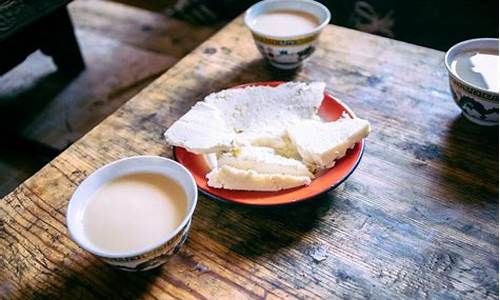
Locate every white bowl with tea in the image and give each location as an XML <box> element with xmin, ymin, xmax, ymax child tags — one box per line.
<box><xmin>245</xmin><ymin>0</ymin><xmax>331</xmax><ymax>69</ymax></box>
<box><xmin>445</xmin><ymin>38</ymin><xmax>499</xmax><ymax>125</ymax></box>
<box><xmin>67</xmin><ymin>156</ymin><xmax>197</xmax><ymax>271</ymax></box>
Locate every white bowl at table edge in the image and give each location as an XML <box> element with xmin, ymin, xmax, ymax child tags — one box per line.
<box><xmin>66</xmin><ymin>155</ymin><xmax>198</xmax><ymax>259</ymax></box>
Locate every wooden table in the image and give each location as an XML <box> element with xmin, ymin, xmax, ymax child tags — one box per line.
<box><xmin>1</xmin><ymin>17</ymin><xmax>498</xmax><ymax>299</ymax></box>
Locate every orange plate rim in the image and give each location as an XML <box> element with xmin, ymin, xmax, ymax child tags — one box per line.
<box><xmin>173</xmin><ymin>81</ymin><xmax>366</xmax><ymax>206</ymax></box>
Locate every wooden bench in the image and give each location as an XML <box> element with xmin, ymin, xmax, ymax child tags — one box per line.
<box><xmin>0</xmin><ymin>0</ymin><xmax>84</xmax><ymax>75</ymax></box>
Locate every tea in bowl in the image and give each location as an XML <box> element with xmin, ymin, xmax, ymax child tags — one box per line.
<box><xmin>67</xmin><ymin>156</ymin><xmax>197</xmax><ymax>271</ymax></box>
<box><xmin>245</xmin><ymin>0</ymin><xmax>331</xmax><ymax>69</ymax></box>
<box><xmin>445</xmin><ymin>38</ymin><xmax>499</xmax><ymax>126</ymax></box>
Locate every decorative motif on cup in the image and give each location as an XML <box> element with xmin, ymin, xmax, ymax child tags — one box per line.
<box><xmin>458</xmin><ymin>96</ymin><xmax>498</xmax><ymax>120</ymax></box>
<box><xmin>257</xmin><ymin>44</ymin><xmax>316</xmax><ymax>62</ymax></box>
<box><xmin>450</xmin><ymin>83</ymin><xmax>499</xmax><ymax>121</ymax></box>
<box><xmin>252</xmin><ymin>33</ymin><xmax>318</xmax><ymax>46</ymax></box>
<box><xmin>450</xmin><ymin>76</ymin><xmax>498</xmax><ymax>102</ymax></box>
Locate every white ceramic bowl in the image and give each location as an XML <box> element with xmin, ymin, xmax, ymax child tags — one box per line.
<box><xmin>66</xmin><ymin>155</ymin><xmax>198</xmax><ymax>271</ymax></box>
<box><xmin>445</xmin><ymin>38</ymin><xmax>499</xmax><ymax>126</ymax></box>
<box><xmin>245</xmin><ymin>0</ymin><xmax>331</xmax><ymax>69</ymax></box>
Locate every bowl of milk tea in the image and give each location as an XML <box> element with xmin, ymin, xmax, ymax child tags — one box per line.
<box><xmin>67</xmin><ymin>156</ymin><xmax>197</xmax><ymax>271</ymax></box>
<box><xmin>445</xmin><ymin>38</ymin><xmax>499</xmax><ymax>126</ymax></box>
<box><xmin>245</xmin><ymin>0</ymin><xmax>331</xmax><ymax>69</ymax></box>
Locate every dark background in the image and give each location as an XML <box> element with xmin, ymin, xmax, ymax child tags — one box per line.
<box><xmin>174</xmin><ymin>0</ymin><xmax>499</xmax><ymax>51</ymax></box>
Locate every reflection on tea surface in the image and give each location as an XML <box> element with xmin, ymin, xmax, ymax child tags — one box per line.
<box><xmin>451</xmin><ymin>50</ymin><xmax>499</xmax><ymax>92</ymax></box>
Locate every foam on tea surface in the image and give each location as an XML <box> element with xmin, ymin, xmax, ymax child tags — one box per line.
<box><xmin>82</xmin><ymin>172</ymin><xmax>187</xmax><ymax>254</ymax></box>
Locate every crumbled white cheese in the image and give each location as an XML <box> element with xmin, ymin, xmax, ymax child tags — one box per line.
<box><xmin>218</xmin><ymin>146</ymin><xmax>313</xmax><ymax>178</ymax></box>
<box><xmin>204</xmin><ymin>153</ymin><xmax>218</xmax><ymax>170</ymax></box>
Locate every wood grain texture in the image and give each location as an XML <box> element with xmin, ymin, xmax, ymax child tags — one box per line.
<box><xmin>0</xmin><ymin>0</ymin><xmax>221</xmax><ymax>197</ymax></box>
<box><xmin>68</xmin><ymin>0</ymin><xmax>222</xmax><ymax>57</ymax></box>
<box><xmin>1</xmin><ymin>17</ymin><xmax>498</xmax><ymax>299</ymax></box>
<box><xmin>0</xmin><ymin>29</ymin><xmax>175</xmax><ymax>151</ymax></box>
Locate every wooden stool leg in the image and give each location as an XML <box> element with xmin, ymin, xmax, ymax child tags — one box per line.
<box><xmin>40</xmin><ymin>6</ymin><xmax>85</xmax><ymax>76</ymax></box>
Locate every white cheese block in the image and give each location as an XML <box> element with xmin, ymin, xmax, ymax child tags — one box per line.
<box><xmin>208</xmin><ymin>81</ymin><xmax>326</xmax><ymax>151</ymax></box>
<box><xmin>206</xmin><ymin>165</ymin><xmax>311</xmax><ymax>191</ymax></box>
<box><xmin>205</xmin><ymin>82</ymin><xmax>325</xmax><ymax>138</ymax></box>
<box><xmin>204</xmin><ymin>153</ymin><xmax>218</xmax><ymax>170</ymax></box>
<box><xmin>164</xmin><ymin>102</ymin><xmax>235</xmax><ymax>154</ymax></box>
<box><xmin>240</xmin><ymin>133</ymin><xmax>302</xmax><ymax>160</ymax></box>
<box><xmin>287</xmin><ymin>118</ymin><xmax>371</xmax><ymax>169</ymax></box>
<box><xmin>164</xmin><ymin>82</ymin><xmax>325</xmax><ymax>154</ymax></box>
<box><xmin>218</xmin><ymin>146</ymin><xmax>314</xmax><ymax>178</ymax></box>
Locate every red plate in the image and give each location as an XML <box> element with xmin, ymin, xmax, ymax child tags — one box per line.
<box><xmin>174</xmin><ymin>81</ymin><xmax>365</xmax><ymax>206</ymax></box>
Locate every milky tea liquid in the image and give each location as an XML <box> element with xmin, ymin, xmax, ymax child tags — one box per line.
<box><xmin>251</xmin><ymin>9</ymin><xmax>320</xmax><ymax>36</ymax></box>
<box><xmin>451</xmin><ymin>50</ymin><xmax>499</xmax><ymax>93</ymax></box>
<box><xmin>82</xmin><ymin>172</ymin><xmax>187</xmax><ymax>253</ymax></box>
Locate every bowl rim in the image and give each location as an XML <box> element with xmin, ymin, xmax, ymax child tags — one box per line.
<box><xmin>244</xmin><ymin>0</ymin><xmax>332</xmax><ymax>40</ymax></box>
<box><xmin>66</xmin><ymin>155</ymin><xmax>198</xmax><ymax>259</ymax></box>
<box><xmin>444</xmin><ymin>37</ymin><xmax>499</xmax><ymax>97</ymax></box>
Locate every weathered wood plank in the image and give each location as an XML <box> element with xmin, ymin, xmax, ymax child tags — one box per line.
<box><xmin>0</xmin><ymin>29</ymin><xmax>176</xmax><ymax>151</ymax></box>
<box><xmin>1</xmin><ymin>16</ymin><xmax>498</xmax><ymax>300</ymax></box>
<box><xmin>68</xmin><ymin>0</ymin><xmax>222</xmax><ymax>57</ymax></box>
<box><xmin>0</xmin><ymin>0</ymin><xmax>222</xmax><ymax>197</ymax></box>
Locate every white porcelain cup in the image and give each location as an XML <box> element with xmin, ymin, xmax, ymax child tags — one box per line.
<box><xmin>445</xmin><ymin>38</ymin><xmax>499</xmax><ymax>126</ymax></box>
<box><xmin>66</xmin><ymin>156</ymin><xmax>198</xmax><ymax>271</ymax></box>
<box><xmin>245</xmin><ymin>0</ymin><xmax>331</xmax><ymax>69</ymax></box>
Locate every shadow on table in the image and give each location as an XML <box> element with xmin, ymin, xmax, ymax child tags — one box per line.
<box><xmin>439</xmin><ymin>115</ymin><xmax>499</xmax><ymax>203</ymax></box>
<box><xmin>229</xmin><ymin>58</ymin><xmax>305</xmax><ymax>84</ymax></box>
<box><xmin>420</xmin><ymin>115</ymin><xmax>500</xmax><ymax>237</ymax></box>
<box><xmin>15</xmin><ymin>260</ymin><xmax>162</xmax><ymax>299</ymax></box>
<box><xmin>0</xmin><ymin>70</ymin><xmax>78</xmax><ymax>132</ymax></box>
<box><xmin>194</xmin><ymin>189</ymin><xmax>338</xmax><ymax>258</ymax></box>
